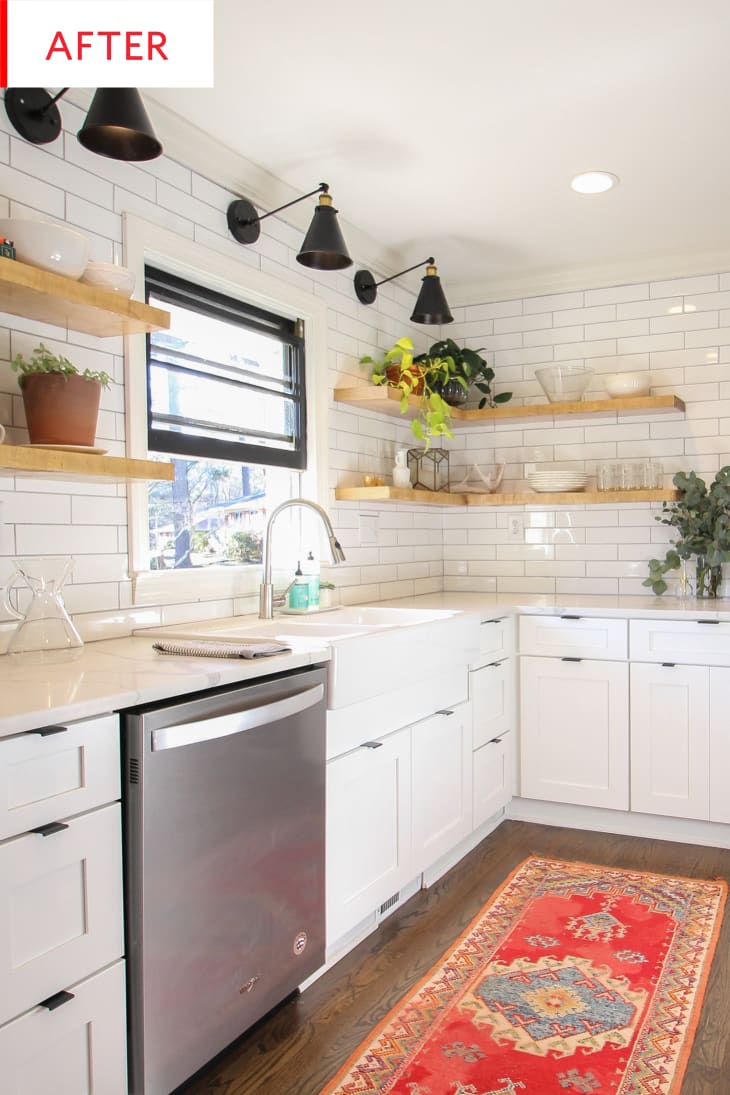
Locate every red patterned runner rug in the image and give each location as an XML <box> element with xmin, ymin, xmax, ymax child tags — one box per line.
<box><xmin>321</xmin><ymin>856</ymin><xmax>726</xmax><ymax>1095</ymax></box>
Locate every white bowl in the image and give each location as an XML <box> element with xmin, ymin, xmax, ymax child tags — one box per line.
<box><xmin>603</xmin><ymin>372</ymin><xmax>651</xmax><ymax>398</ymax></box>
<box><xmin>534</xmin><ymin>364</ymin><xmax>594</xmax><ymax>402</ymax></box>
<box><xmin>0</xmin><ymin>217</ymin><xmax>90</xmax><ymax>279</ymax></box>
<box><xmin>80</xmin><ymin>261</ymin><xmax>136</xmax><ymax>297</ymax></box>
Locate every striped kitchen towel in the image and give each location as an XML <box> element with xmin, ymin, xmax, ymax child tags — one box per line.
<box><xmin>152</xmin><ymin>638</ymin><xmax>292</xmax><ymax>659</ymax></box>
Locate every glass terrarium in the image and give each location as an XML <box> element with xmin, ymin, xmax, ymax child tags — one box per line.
<box><xmin>407</xmin><ymin>447</ymin><xmax>450</xmax><ymax>492</ymax></box>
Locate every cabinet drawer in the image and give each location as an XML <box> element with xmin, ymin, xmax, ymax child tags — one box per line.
<box><xmin>0</xmin><ymin>960</ymin><xmax>127</xmax><ymax>1095</ymax></box>
<box><xmin>473</xmin><ymin>615</ymin><xmax>515</xmax><ymax>666</ymax></box>
<box><xmin>473</xmin><ymin>731</ymin><xmax>513</xmax><ymax>829</ymax></box>
<box><xmin>0</xmin><ymin>802</ymin><xmax>123</xmax><ymax>1026</ymax></box>
<box><xmin>470</xmin><ymin>660</ymin><xmax>515</xmax><ymax>749</ymax></box>
<box><xmin>630</xmin><ymin>618</ymin><xmax>730</xmax><ymax>666</ymax></box>
<box><xmin>519</xmin><ymin>615</ymin><xmax>627</xmax><ymax>660</ymax></box>
<box><xmin>0</xmin><ymin>713</ymin><xmax>120</xmax><ymax>841</ymax></box>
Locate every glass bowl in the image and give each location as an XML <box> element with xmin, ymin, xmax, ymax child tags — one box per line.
<box><xmin>534</xmin><ymin>364</ymin><xmax>594</xmax><ymax>402</ymax></box>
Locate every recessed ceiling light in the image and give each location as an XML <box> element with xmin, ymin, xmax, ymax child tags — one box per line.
<box><xmin>570</xmin><ymin>171</ymin><xmax>619</xmax><ymax>194</ymax></box>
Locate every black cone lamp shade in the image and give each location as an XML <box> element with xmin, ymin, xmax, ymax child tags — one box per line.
<box><xmin>296</xmin><ymin>193</ymin><xmax>352</xmax><ymax>270</ymax></box>
<box><xmin>227</xmin><ymin>183</ymin><xmax>352</xmax><ymax>270</ymax></box>
<box><xmin>354</xmin><ymin>256</ymin><xmax>453</xmax><ymax>325</ymax></box>
<box><xmin>411</xmin><ymin>262</ymin><xmax>453</xmax><ymax>324</ymax></box>
<box><xmin>77</xmin><ymin>88</ymin><xmax>162</xmax><ymax>162</ymax></box>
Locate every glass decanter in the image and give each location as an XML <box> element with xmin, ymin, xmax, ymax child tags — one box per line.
<box><xmin>2</xmin><ymin>556</ymin><xmax>83</xmax><ymax>661</ymax></box>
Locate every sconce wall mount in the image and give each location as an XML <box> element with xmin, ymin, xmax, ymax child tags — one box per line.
<box><xmin>226</xmin><ymin>182</ymin><xmax>352</xmax><ymax>271</ymax></box>
<box><xmin>355</xmin><ymin>256</ymin><xmax>453</xmax><ymax>325</ymax></box>
<box><xmin>4</xmin><ymin>86</ymin><xmax>163</xmax><ymax>161</ymax></box>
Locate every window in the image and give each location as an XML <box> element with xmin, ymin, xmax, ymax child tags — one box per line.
<box><xmin>146</xmin><ymin>266</ymin><xmax>306</xmax><ymax>469</ymax></box>
<box><xmin>143</xmin><ymin>267</ymin><xmax>307</xmax><ymax>571</ymax></box>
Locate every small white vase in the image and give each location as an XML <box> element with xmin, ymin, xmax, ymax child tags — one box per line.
<box><xmin>393</xmin><ymin>449</ymin><xmax>412</xmax><ymax>488</ymax></box>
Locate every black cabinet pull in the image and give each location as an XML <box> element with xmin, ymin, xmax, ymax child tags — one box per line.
<box><xmin>31</xmin><ymin>724</ymin><xmax>68</xmax><ymax>737</ymax></box>
<box><xmin>436</xmin><ymin>709</ymin><xmax>455</xmax><ymax>716</ymax></box>
<box><xmin>661</xmin><ymin>662</ymin><xmax>676</xmax><ymax>668</ymax></box>
<box><xmin>561</xmin><ymin>656</ymin><xmax>582</xmax><ymax>662</ymax></box>
<box><xmin>697</xmin><ymin>619</ymin><xmax>720</xmax><ymax>625</ymax></box>
<box><xmin>360</xmin><ymin>741</ymin><xmax>383</xmax><ymax>750</ymax></box>
<box><xmin>560</xmin><ymin>614</ymin><xmax>581</xmax><ymax>620</ymax></box>
<box><xmin>39</xmin><ymin>990</ymin><xmax>75</xmax><ymax>1011</ymax></box>
<box><xmin>30</xmin><ymin>821</ymin><xmax>69</xmax><ymax>837</ymax></box>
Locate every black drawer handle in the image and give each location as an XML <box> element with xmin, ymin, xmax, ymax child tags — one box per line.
<box><xmin>488</xmin><ymin>735</ymin><xmax>506</xmax><ymax>745</ymax></box>
<box><xmin>30</xmin><ymin>821</ymin><xmax>69</xmax><ymax>837</ymax></box>
<box><xmin>436</xmin><ymin>709</ymin><xmax>455</xmax><ymax>716</ymax></box>
<box><xmin>561</xmin><ymin>657</ymin><xmax>582</xmax><ymax>662</ymax></box>
<box><xmin>560</xmin><ymin>614</ymin><xmax>581</xmax><ymax>620</ymax></box>
<box><xmin>481</xmin><ymin>617</ymin><xmax>505</xmax><ymax>624</ymax></box>
<box><xmin>31</xmin><ymin>725</ymin><xmax>68</xmax><ymax>737</ymax></box>
<box><xmin>697</xmin><ymin>619</ymin><xmax>720</xmax><ymax>625</ymax></box>
<box><xmin>360</xmin><ymin>741</ymin><xmax>383</xmax><ymax>750</ymax></box>
<box><xmin>39</xmin><ymin>990</ymin><xmax>75</xmax><ymax>1011</ymax></box>
<box><xmin>661</xmin><ymin>662</ymin><xmax>676</xmax><ymax>668</ymax></box>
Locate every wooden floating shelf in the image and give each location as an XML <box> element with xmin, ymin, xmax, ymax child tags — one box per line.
<box><xmin>335</xmin><ymin>486</ymin><xmax>679</xmax><ymax>507</ymax></box>
<box><xmin>0</xmin><ymin>444</ymin><xmax>174</xmax><ymax>482</ymax></box>
<box><xmin>0</xmin><ymin>259</ymin><xmax>170</xmax><ymax>338</ymax></box>
<box><xmin>333</xmin><ymin>385</ymin><xmax>685</xmax><ymax>424</ymax></box>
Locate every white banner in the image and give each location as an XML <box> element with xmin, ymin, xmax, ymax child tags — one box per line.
<box><xmin>2</xmin><ymin>0</ymin><xmax>214</xmax><ymax>88</ymax></box>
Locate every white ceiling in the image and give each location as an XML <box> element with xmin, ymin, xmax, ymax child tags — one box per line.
<box><xmin>147</xmin><ymin>0</ymin><xmax>730</xmax><ymax>302</ymax></box>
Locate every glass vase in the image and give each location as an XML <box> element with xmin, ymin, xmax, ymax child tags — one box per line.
<box><xmin>695</xmin><ymin>555</ymin><xmax>723</xmax><ymax>598</ymax></box>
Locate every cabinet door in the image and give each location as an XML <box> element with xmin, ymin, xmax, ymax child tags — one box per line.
<box><xmin>470</xmin><ymin>659</ymin><xmax>514</xmax><ymax>749</ymax></box>
<box><xmin>630</xmin><ymin>663</ymin><xmax>709</xmax><ymax>820</ymax></box>
<box><xmin>473</xmin><ymin>730</ymin><xmax>514</xmax><ymax>829</ymax></box>
<box><xmin>520</xmin><ymin>656</ymin><xmax>629</xmax><ymax>809</ymax></box>
<box><xmin>709</xmin><ymin>668</ymin><xmax>730</xmax><ymax>824</ymax></box>
<box><xmin>0</xmin><ymin>960</ymin><xmax>127</xmax><ymax>1095</ymax></box>
<box><xmin>412</xmin><ymin>704</ymin><xmax>472</xmax><ymax>874</ymax></box>
<box><xmin>326</xmin><ymin>727</ymin><xmax>411</xmax><ymax>945</ymax></box>
<box><xmin>0</xmin><ymin>714</ymin><xmax>120</xmax><ymax>841</ymax></box>
<box><xmin>0</xmin><ymin>803</ymin><xmax>123</xmax><ymax>1026</ymax></box>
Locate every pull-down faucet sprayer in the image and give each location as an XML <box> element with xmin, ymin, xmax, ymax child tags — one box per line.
<box><xmin>259</xmin><ymin>499</ymin><xmax>345</xmax><ymax>619</ymax></box>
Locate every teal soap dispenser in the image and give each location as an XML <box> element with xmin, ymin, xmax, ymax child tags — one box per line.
<box><xmin>287</xmin><ymin>561</ymin><xmax>310</xmax><ymax>611</ymax></box>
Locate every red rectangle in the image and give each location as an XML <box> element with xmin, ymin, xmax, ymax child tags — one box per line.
<box><xmin>0</xmin><ymin>0</ymin><xmax>7</xmax><ymax>89</ymax></box>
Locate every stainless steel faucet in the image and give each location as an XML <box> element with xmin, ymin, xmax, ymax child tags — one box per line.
<box><xmin>259</xmin><ymin>499</ymin><xmax>346</xmax><ymax>619</ymax></box>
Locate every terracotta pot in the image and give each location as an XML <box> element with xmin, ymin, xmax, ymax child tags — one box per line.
<box><xmin>21</xmin><ymin>372</ymin><xmax>102</xmax><ymax>446</ymax></box>
<box><xmin>385</xmin><ymin>363</ymin><xmax>426</xmax><ymax>395</ymax></box>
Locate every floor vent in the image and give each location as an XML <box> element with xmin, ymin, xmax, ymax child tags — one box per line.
<box><xmin>129</xmin><ymin>757</ymin><xmax>140</xmax><ymax>784</ymax></box>
<box><xmin>380</xmin><ymin>892</ymin><xmax>399</xmax><ymax>915</ymax></box>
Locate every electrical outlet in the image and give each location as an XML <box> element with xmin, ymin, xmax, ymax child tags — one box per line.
<box><xmin>359</xmin><ymin>512</ymin><xmax>380</xmax><ymax>546</ymax></box>
<box><xmin>508</xmin><ymin>515</ymin><xmax>523</xmax><ymax>542</ymax></box>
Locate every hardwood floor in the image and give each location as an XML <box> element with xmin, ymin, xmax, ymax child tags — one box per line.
<box><xmin>178</xmin><ymin>820</ymin><xmax>730</xmax><ymax>1095</ymax></box>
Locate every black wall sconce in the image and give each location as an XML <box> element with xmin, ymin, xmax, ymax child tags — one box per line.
<box><xmin>354</xmin><ymin>256</ymin><xmax>453</xmax><ymax>324</ymax></box>
<box><xmin>4</xmin><ymin>87</ymin><xmax>163</xmax><ymax>161</ymax></box>
<box><xmin>226</xmin><ymin>182</ymin><xmax>352</xmax><ymax>271</ymax></box>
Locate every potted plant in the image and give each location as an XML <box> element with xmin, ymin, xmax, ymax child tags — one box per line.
<box><xmin>643</xmin><ymin>467</ymin><xmax>730</xmax><ymax>597</ymax></box>
<box><xmin>415</xmin><ymin>337</ymin><xmax>513</xmax><ymax>409</ymax></box>
<box><xmin>11</xmin><ymin>342</ymin><xmax>111</xmax><ymax>447</ymax></box>
<box><xmin>361</xmin><ymin>336</ymin><xmax>457</xmax><ymax>449</ymax></box>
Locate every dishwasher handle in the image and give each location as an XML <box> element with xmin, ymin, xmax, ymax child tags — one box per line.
<box><xmin>151</xmin><ymin>683</ymin><xmax>325</xmax><ymax>751</ymax></box>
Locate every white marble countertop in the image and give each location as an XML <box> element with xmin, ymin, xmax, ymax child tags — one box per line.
<box><xmin>1</xmin><ymin>590</ymin><xmax>729</xmax><ymax>736</ymax></box>
<box><xmin>0</xmin><ymin>634</ymin><xmax>331</xmax><ymax>738</ymax></box>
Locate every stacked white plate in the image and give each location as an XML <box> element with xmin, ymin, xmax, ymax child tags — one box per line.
<box><xmin>527</xmin><ymin>470</ymin><xmax>589</xmax><ymax>493</ymax></box>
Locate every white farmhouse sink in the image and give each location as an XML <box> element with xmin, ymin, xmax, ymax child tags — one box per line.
<box><xmin>140</xmin><ymin>605</ymin><xmax>480</xmax><ymax>709</ymax></box>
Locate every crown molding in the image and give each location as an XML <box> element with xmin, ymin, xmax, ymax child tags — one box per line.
<box><xmin>450</xmin><ymin>247</ymin><xmax>730</xmax><ymax>307</ymax></box>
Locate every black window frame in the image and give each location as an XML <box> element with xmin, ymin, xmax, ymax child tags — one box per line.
<box><xmin>145</xmin><ymin>265</ymin><xmax>307</xmax><ymax>470</ymax></box>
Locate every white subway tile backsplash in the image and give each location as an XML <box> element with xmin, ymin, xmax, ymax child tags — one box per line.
<box><xmin>650</xmin><ymin>274</ymin><xmax>719</xmax><ymax>297</ymax></box>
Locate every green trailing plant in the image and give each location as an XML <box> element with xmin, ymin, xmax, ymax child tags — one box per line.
<box><xmin>361</xmin><ymin>336</ymin><xmax>457</xmax><ymax>449</ymax></box>
<box><xmin>415</xmin><ymin>337</ymin><xmax>512</xmax><ymax>409</ymax></box>
<box><xmin>643</xmin><ymin>467</ymin><xmax>730</xmax><ymax>595</ymax></box>
<box><xmin>11</xmin><ymin>342</ymin><xmax>111</xmax><ymax>388</ymax></box>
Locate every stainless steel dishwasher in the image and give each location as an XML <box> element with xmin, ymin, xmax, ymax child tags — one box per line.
<box><xmin>122</xmin><ymin>665</ymin><xmax>327</xmax><ymax>1095</ymax></box>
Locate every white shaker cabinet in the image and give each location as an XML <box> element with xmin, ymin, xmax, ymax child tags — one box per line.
<box><xmin>470</xmin><ymin>616</ymin><xmax>516</xmax><ymax>828</ymax></box>
<box><xmin>520</xmin><ymin>656</ymin><xmax>629</xmax><ymax>810</ymax></box>
<box><xmin>326</xmin><ymin>726</ymin><xmax>412</xmax><ymax>945</ymax></box>
<box><xmin>0</xmin><ymin>714</ymin><xmax>127</xmax><ymax>1095</ymax></box>
<box><xmin>710</xmin><ymin>668</ymin><xmax>730</xmax><ymax>825</ymax></box>
<box><xmin>412</xmin><ymin>703</ymin><xmax>472</xmax><ymax>874</ymax></box>
<box><xmin>630</xmin><ymin>662</ymin><xmax>710</xmax><ymax>820</ymax></box>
